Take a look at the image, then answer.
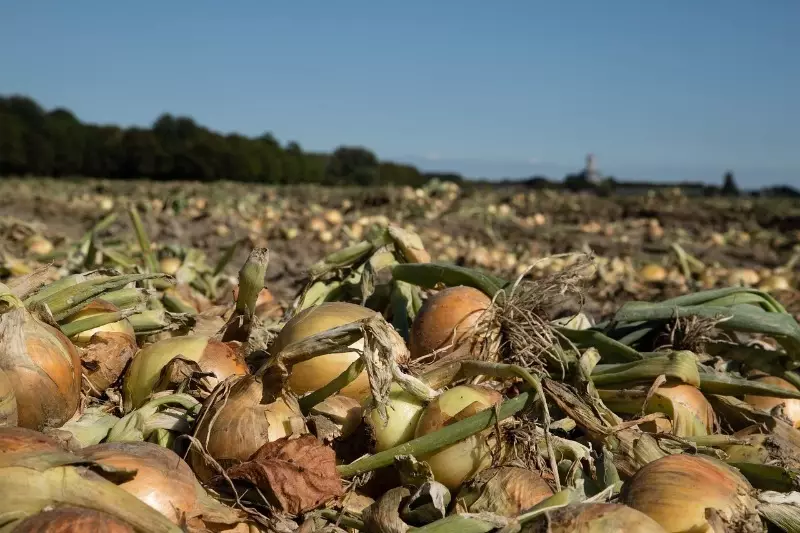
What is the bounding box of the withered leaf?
[81,332,137,393]
[224,434,343,515]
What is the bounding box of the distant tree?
[722,171,740,196]
[326,146,379,186]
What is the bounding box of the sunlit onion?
[455,466,553,516]
[12,507,135,533]
[529,503,667,533]
[654,383,715,434]
[0,426,62,454]
[271,302,378,400]
[622,454,760,533]
[414,385,502,490]
[158,257,182,276]
[743,375,800,427]
[365,384,426,452]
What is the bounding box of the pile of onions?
[270,302,377,400]
[0,298,81,430]
[62,300,137,394]
[80,441,200,525]
[122,335,247,411]
[365,384,425,452]
[528,503,667,533]
[190,375,306,481]
[413,385,502,490]
[743,375,800,427]
[408,286,498,363]
[621,454,760,533]
[12,507,135,533]
[455,466,553,516]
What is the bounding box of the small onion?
[25,235,53,256]
[122,335,248,411]
[528,503,667,533]
[366,384,426,452]
[409,286,497,363]
[455,466,553,516]
[270,302,378,400]
[0,426,63,454]
[158,256,182,276]
[743,376,800,427]
[640,264,667,283]
[414,385,502,490]
[80,441,199,525]
[654,383,715,434]
[12,507,135,533]
[0,305,81,430]
[65,300,135,346]
[622,454,760,533]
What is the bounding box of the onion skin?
[655,383,715,434]
[456,466,553,516]
[526,503,667,533]
[12,507,135,533]
[0,427,63,454]
[122,336,248,411]
[80,442,199,525]
[271,302,378,400]
[366,385,425,452]
[414,385,502,490]
[409,286,496,363]
[621,454,760,533]
[0,367,17,427]
[744,376,800,427]
[0,307,81,430]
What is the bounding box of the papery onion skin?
[0,367,17,427]
[366,384,425,452]
[414,385,502,490]
[311,394,363,439]
[655,383,715,434]
[0,426,63,454]
[12,507,135,533]
[122,335,248,411]
[271,302,378,400]
[191,375,306,481]
[743,376,800,427]
[525,503,667,533]
[0,307,81,430]
[409,286,496,363]
[80,441,199,525]
[456,466,553,516]
[621,454,760,533]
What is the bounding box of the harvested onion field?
[1,176,800,532]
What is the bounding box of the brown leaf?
[81,332,137,393]
[224,434,343,515]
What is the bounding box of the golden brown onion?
[743,376,800,427]
[271,302,377,400]
[409,286,496,363]
[456,466,553,516]
[527,503,667,533]
[414,385,502,490]
[621,454,760,533]
[0,426,62,454]
[654,383,715,434]
[0,306,81,430]
[80,441,199,525]
[12,507,135,533]
[122,335,248,411]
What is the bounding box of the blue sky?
[1,1,798,186]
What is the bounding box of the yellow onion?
[529,503,667,533]
[62,300,137,394]
[12,507,135,533]
[622,454,760,533]
[122,335,248,411]
[365,384,425,452]
[414,385,502,490]
[0,303,81,430]
[25,235,53,256]
[270,302,378,400]
[191,375,306,481]
[654,383,715,434]
[409,286,497,363]
[743,376,800,427]
[455,466,553,516]
[0,426,63,454]
[158,256,182,276]
[640,264,667,283]
[0,367,17,426]
[80,442,199,525]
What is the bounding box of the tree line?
[0,95,460,187]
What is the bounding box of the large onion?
[80,442,199,525]
[365,384,426,452]
[654,383,715,434]
[743,375,800,427]
[271,302,377,400]
[0,302,81,430]
[456,466,553,516]
[12,507,135,533]
[0,426,62,454]
[414,385,502,490]
[190,375,306,481]
[621,454,760,533]
[527,503,667,533]
[122,335,248,411]
[409,286,497,363]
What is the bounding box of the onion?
[414,385,502,490]
[122,335,248,411]
[0,301,81,430]
[310,394,363,440]
[621,454,760,533]
[190,375,306,481]
[743,376,800,427]
[365,384,426,452]
[25,235,53,256]
[529,503,667,533]
[158,257,182,276]
[65,300,135,345]
[640,264,667,283]
[80,441,199,525]
[409,286,497,363]
[0,367,17,426]
[0,426,62,454]
[271,302,378,400]
[654,383,715,434]
[12,507,135,533]
[455,466,553,516]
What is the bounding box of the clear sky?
[1,1,798,186]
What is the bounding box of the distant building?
[583,153,600,183]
